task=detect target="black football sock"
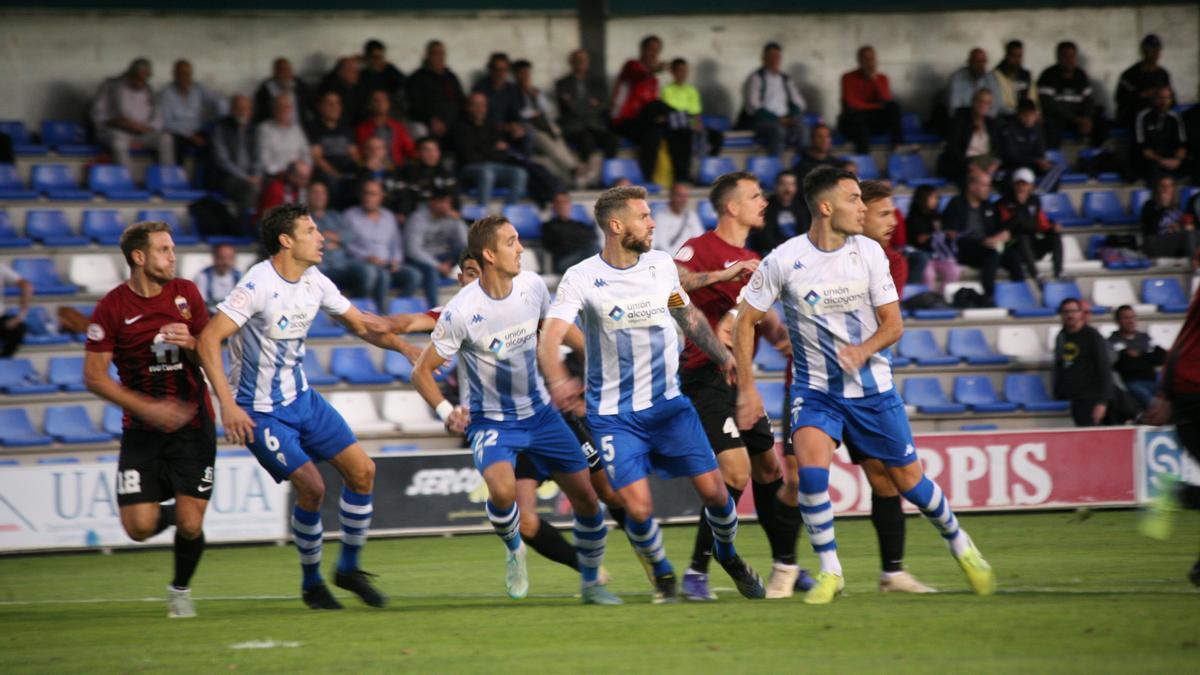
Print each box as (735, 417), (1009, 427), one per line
(526, 516), (579, 570)
(871, 493), (906, 573)
(172, 531), (205, 589)
(1178, 484), (1200, 510)
(154, 503), (176, 536)
(607, 506), (627, 531)
(754, 478), (800, 565)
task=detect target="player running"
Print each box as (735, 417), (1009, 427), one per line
(672, 172), (806, 600)
(84, 221), (215, 618)
(539, 185), (766, 603)
(732, 167), (995, 604)
(410, 215), (622, 605)
(197, 204), (417, 610)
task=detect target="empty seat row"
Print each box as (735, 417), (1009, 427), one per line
(0, 163), (204, 201)
(901, 277), (1192, 321)
(0, 119), (98, 156)
(0, 208), (196, 247)
(0, 357), (119, 395)
(327, 391), (444, 434)
(0, 405), (113, 446)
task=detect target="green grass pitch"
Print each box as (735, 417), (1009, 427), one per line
(1, 510), (1197, 673)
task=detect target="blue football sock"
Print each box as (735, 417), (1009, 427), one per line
(798, 467), (842, 575)
(901, 476), (968, 556)
(573, 510), (607, 586)
(486, 500), (522, 553)
(626, 515), (672, 578)
(337, 487), (372, 573)
(704, 494), (739, 564)
(291, 505), (324, 590)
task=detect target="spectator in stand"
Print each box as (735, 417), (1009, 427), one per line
(1133, 86), (1188, 185)
(210, 94), (262, 215)
(1141, 175), (1197, 266)
(939, 89), (1002, 187)
(997, 167), (1063, 283)
(355, 136), (404, 213)
(1108, 305), (1167, 409)
(793, 123), (839, 180)
(257, 160), (311, 218)
(555, 49), (618, 168)
(748, 169), (809, 256)
(661, 58), (723, 173)
(653, 182), (704, 254)
(193, 243), (241, 314)
(253, 57), (313, 126)
(611, 35), (679, 181)
(542, 191), (600, 273)
(993, 40), (1037, 118)
(307, 91), (360, 196)
(838, 45), (903, 155)
(1037, 41), (1106, 149)
(309, 180), (373, 300)
(0, 261), (32, 357)
(356, 89), (416, 168)
(946, 48), (1001, 118)
(359, 39), (406, 116)
(395, 136), (458, 217)
(407, 40), (466, 143)
(1000, 98), (1061, 194)
(256, 94), (310, 177)
(404, 188), (468, 308)
(742, 42), (808, 157)
(159, 59), (220, 160)
(343, 178), (421, 309)
(1116, 34), (1171, 131)
(944, 170), (1008, 300)
(319, 57), (367, 125)
(514, 59), (589, 189)
(1054, 298), (1115, 427)
(473, 53), (528, 153)
(91, 58), (175, 168)
(454, 92), (528, 205)
(905, 185), (961, 292)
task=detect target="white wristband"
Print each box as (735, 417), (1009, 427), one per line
(435, 400), (454, 422)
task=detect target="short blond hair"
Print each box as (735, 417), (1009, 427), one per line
(593, 185), (647, 232)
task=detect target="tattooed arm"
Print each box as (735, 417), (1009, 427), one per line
(670, 303), (733, 369)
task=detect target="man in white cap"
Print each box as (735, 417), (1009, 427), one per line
(996, 167), (1064, 283)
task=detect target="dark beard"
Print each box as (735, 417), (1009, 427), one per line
(621, 230), (650, 254)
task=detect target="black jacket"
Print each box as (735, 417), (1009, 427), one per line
(939, 109), (1002, 179)
(253, 78), (314, 127)
(406, 66), (466, 128)
(1036, 66), (1096, 123)
(749, 195), (810, 257)
(1054, 325), (1113, 402)
(942, 195), (1001, 241)
(999, 119), (1047, 171)
(554, 74), (610, 134)
(1116, 62), (1170, 128)
(454, 119), (508, 165)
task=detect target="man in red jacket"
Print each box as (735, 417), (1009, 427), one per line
(611, 35), (686, 182)
(839, 46), (904, 155)
(356, 89), (415, 167)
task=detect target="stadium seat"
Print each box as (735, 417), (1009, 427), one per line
(1077, 148), (1121, 183)
(519, 248), (542, 274)
(1060, 236), (1101, 273)
(1003, 374), (1069, 412)
(350, 298), (379, 314)
(1180, 186), (1198, 208)
(44, 406), (113, 444)
(953, 376), (1017, 413)
(0, 358), (57, 395)
(1141, 278), (1190, 313)
(0, 210), (31, 247)
(1039, 193), (1092, 228)
(11, 258), (76, 294)
(1081, 191), (1137, 226)
(842, 153), (880, 180)
(1092, 279), (1154, 316)
(0, 164), (38, 200)
(698, 200), (718, 229)
(901, 112), (941, 143)
(40, 120), (99, 155)
(503, 204), (542, 240)
(81, 209), (127, 245)
(1149, 322), (1182, 350)
(460, 204), (489, 222)
(1044, 149), (1087, 184)
(996, 326), (1045, 363)
(699, 114), (732, 132)
(328, 391), (395, 434)
(1041, 279), (1090, 311)
(1129, 189), (1151, 216)
(18, 306), (70, 345)
(897, 329), (959, 366)
(994, 282), (1054, 318)
(69, 253), (124, 295)
(753, 337), (788, 372)
(88, 164), (150, 200)
(383, 350), (414, 382)
(25, 210), (89, 246)
(48, 356), (88, 392)
(569, 203), (591, 223)
(102, 404), (124, 437)
(329, 347), (393, 385)
(308, 311), (347, 338)
(0, 408), (53, 446)
(947, 328), (1009, 365)
(746, 156), (783, 187)
(601, 159), (660, 192)
(891, 193), (912, 216)
(30, 164), (92, 200)
(756, 381), (785, 420)
(902, 377), (966, 414)
(301, 353), (339, 386)
(381, 390), (445, 433)
(0, 120), (47, 154)
(698, 156), (738, 185)
(145, 165), (206, 200)
(886, 153), (946, 187)
(388, 297), (431, 315)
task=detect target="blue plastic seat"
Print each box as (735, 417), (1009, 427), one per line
(946, 328), (1009, 365)
(1181, 186), (1199, 209)
(600, 158), (661, 193)
(886, 153), (946, 188)
(699, 114), (732, 132)
(388, 297), (431, 315)
(0, 210), (31, 247)
(1041, 279), (1085, 311)
(1081, 190), (1137, 226)
(145, 165), (206, 200)
(88, 164), (150, 200)
(302, 353), (339, 386)
(503, 204), (542, 240)
(888, 347), (911, 369)
(0, 358), (57, 395)
(11, 258), (77, 295)
(1130, 189), (1151, 216)
(901, 112), (941, 143)
(82, 209), (126, 245)
(0, 408), (53, 446)
(698, 156), (738, 185)
(746, 156), (783, 187)
(24, 210), (88, 247)
(384, 350), (414, 382)
(1039, 193), (1092, 228)
(897, 329), (959, 366)
(30, 164), (92, 200)
(902, 377), (966, 414)
(0, 120), (47, 154)
(48, 356), (88, 391)
(1141, 278), (1190, 313)
(136, 209), (198, 245)
(569, 203), (592, 224)
(1044, 149), (1087, 184)
(17, 306), (70, 345)
(694, 200), (717, 230)
(44, 405), (113, 444)
(753, 337), (788, 372)
(1003, 374), (1069, 412)
(329, 347), (393, 384)
(994, 282), (1055, 318)
(308, 311), (347, 338)
(0, 163), (38, 200)
(40, 120), (99, 155)
(953, 376), (1017, 413)
(102, 404), (124, 436)
(756, 381), (785, 419)
(840, 153), (880, 180)
(460, 204), (489, 222)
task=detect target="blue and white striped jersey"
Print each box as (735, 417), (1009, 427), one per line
(217, 260), (352, 413)
(431, 271), (550, 422)
(742, 233), (899, 398)
(547, 250), (688, 416)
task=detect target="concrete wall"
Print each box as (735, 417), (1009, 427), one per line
(0, 5), (1195, 126)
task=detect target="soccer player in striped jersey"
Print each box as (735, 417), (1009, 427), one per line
(410, 215), (622, 605)
(732, 167), (995, 604)
(197, 204), (419, 610)
(539, 186), (766, 603)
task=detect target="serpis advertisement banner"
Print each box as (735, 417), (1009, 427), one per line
(1138, 426), (1200, 501)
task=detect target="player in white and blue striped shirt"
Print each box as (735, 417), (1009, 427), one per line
(540, 186), (766, 603)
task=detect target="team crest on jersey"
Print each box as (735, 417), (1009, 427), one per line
(276, 315), (290, 331)
(749, 269), (765, 291)
(86, 323), (104, 342)
(174, 295), (192, 320)
(674, 245), (695, 263)
(608, 306), (625, 321)
(227, 286), (252, 311)
(804, 290), (821, 306)
(488, 338), (504, 354)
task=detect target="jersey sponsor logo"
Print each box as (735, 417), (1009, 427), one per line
(488, 338), (504, 354)
(267, 307), (316, 339)
(276, 315), (290, 331)
(804, 290), (821, 306)
(606, 294), (669, 328)
(482, 318), (538, 358)
(174, 295), (192, 320)
(149, 333), (184, 373)
(798, 280), (871, 316)
(674, 246), (695, 263)
(86, 323), (105, 342)
(593, 278), (610, 288)
(124, 314), (143, 325)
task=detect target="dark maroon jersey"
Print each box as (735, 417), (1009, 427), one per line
(85, 279), (213, 430)
(674, 230), (761, 371)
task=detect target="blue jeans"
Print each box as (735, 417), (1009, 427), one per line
(460, 162), (527, 204)
(406, 259), (449, 309)
(753, 118), (807, 157)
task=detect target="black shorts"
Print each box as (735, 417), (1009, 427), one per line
(116, 423), (217, 506)
(514, 410), (602, 482)
(780, 394), (868, 463)
(681, 363), (774, 457)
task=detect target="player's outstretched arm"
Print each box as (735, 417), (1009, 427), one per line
(411, 343), (468, 433)
(538, 317), (581, 410)
(675, 260), (760, 292)
(384, 311), (436, 336)
(836, 300), (903, 373)
(670, 303), (733, 370)
(336, 306), (424, 363)
(84, 350), (195, 433)
(197, 311), (256, 445)
(732, 300), (768, 430)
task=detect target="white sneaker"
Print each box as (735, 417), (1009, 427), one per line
(879, 570), (937, 594)
(505, 543), (529, 600)
(765, 562), (799, 599)
(167, 585), (196, 618)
